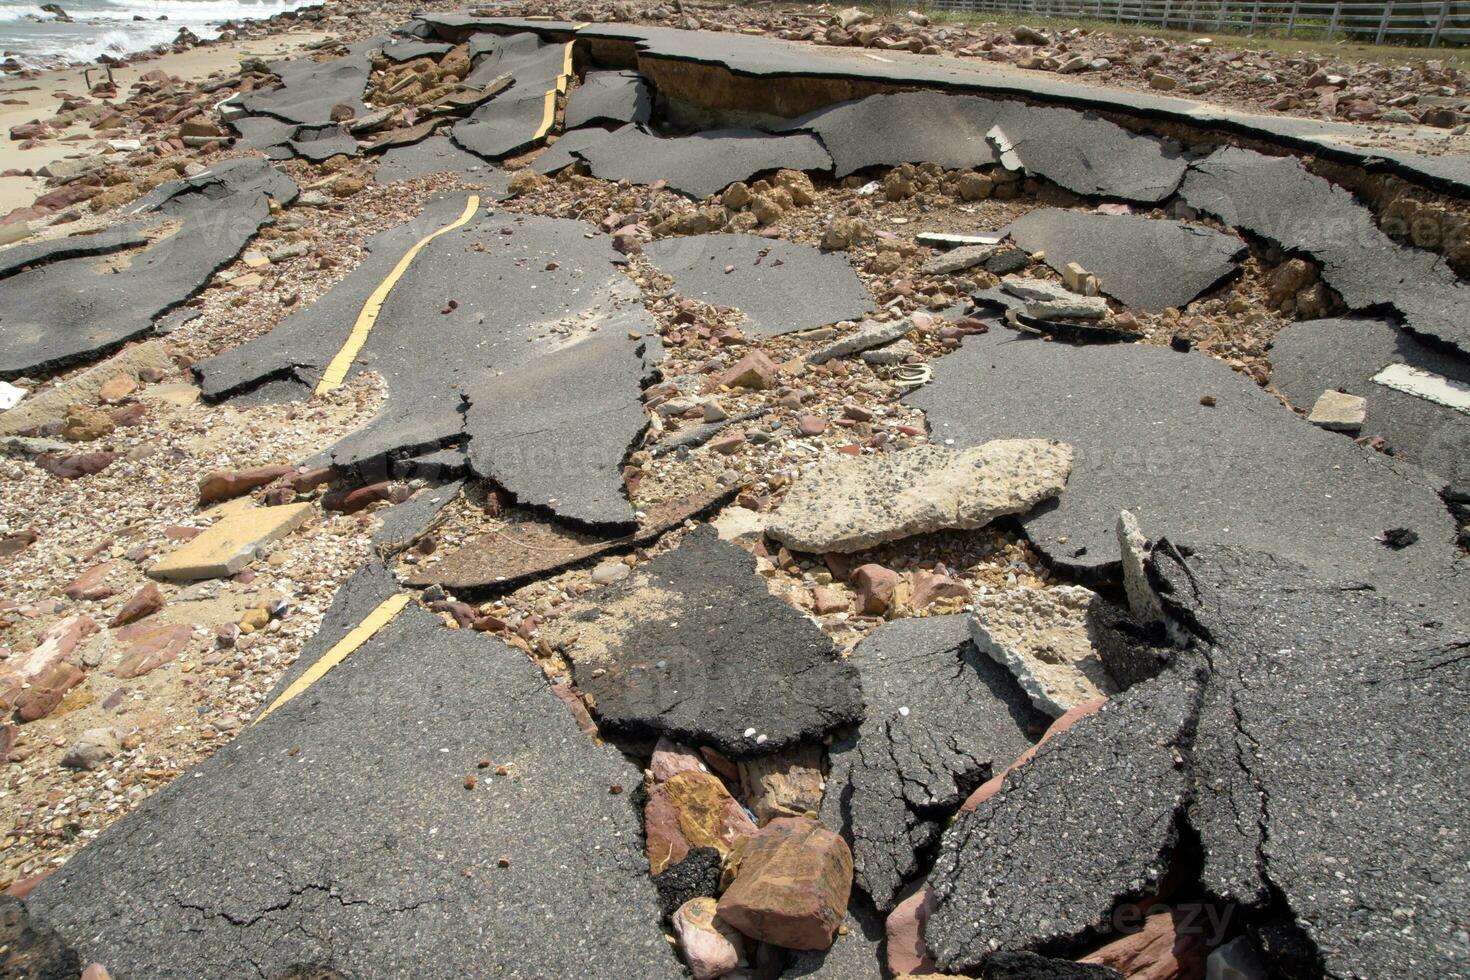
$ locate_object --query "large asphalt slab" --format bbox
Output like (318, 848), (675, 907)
(236, 39), (381, 126)
(575, 124), (833, 199)
(0, 159), (294, 379)
(643, 232), (873, 337)
(0, 225), (147, 281)
(820, 616), (1042, 912)
(452, 32), (567, 160)
(564, 69), (653, 129)
(1006, 209), (1244, 311)
(26, 599), (681, 978)
(562, 526), (863, 758)
(924, 666), (1201, 972)
(906, 327), (1467, 614)
(988, 102), (1187, 203)
(531, 123), (615, 174)
(783, 91), (1002, 178)
(1152, 543), (1470, 979)
(1269, 315), (1470, 499)
(373, 134), (511, 192)
(1181, 146), (1470, 358)
(196, 199), (655, 528)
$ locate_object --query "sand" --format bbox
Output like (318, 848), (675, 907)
(0, 28), (329, 215)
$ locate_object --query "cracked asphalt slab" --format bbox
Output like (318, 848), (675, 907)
(0, 224), (148, 282)
(643, 232), (873, 337)
(1005, 209), (1245, 312)
(1181, 146), (1470, 357)
(451, 32), (569, 160)
(559, 526), (863, 759)
(906, 327), (1467, 613)
(235, 39), (382, 127)
(924, 665), (1201, 972)
(373, 134), (511, 190)
(564, 69), (653, 130)
(0, 159), (295, 379)
(1269, 315), (1470, 498)
(196, 197), (655, 527)
(819, 616), (1043, 912)
(783, 91), (1002, 178)
(575, 124), (834, 199)
(25, 600), (681, 979)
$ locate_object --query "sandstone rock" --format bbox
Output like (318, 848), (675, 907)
(969, 586), (1121, 717)
(199, 464), (294, 504)
(64, 562), (118, 601)
(767, 440), (1072, 553)
(735, 744), (824, 824)
(36, 451), (118, 479)
(61, 403), (114, 442)
(0, 615), (99, 712)
(774, 169), (816, 206)
(95, 374), (137, 404)
(1079, 910), (1210, 980)
(912, 564), (970, 609)
(955, 171), (993, 201)
(713, 351), (780, 390)
(821, 215), (869, 251)
(673, 897), (743, 980)
(1149, 73), (1180, 90)
(110, 582), (164, 627)
(322, 480), (411, 514)
(646, 769), (757, 875)
(852, 563), (899, 615)
(112, 622), (192, 678)
(650, 737), (707, 783)
(811, 586), (847, 614)
(590, 560), (630, 585)
(61, 727), (118, 770)
(722, 181), (751, 210)
(717, 816), (853, 951)
(886, 884), (935, 975)
(1307, 389), (1367, 433)
(14, 662), (84, 722)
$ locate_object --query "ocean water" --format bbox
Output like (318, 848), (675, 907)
(0, 0), (312, 69)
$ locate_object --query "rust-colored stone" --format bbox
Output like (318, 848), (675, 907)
(645, 769), (757, 875)
(198, 464), (294, 504)
(110, 581), (164, 627)
(716, 816), (852, 951)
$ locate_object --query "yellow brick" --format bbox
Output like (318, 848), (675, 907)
(149, 503), (312, 580)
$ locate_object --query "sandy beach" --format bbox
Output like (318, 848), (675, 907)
(0, 27), (327, 214)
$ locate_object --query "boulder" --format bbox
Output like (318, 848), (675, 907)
(717, 816), (852, 951)
(645, 769), (757, 875)
(766, 440), (1071, 553)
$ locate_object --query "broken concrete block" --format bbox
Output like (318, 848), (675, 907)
(1116, 510), (1165, 625)
(969, 586), (1121, 717)
(149, 503), (312, 580)
(921, 245), (997, 276)
(766, 440), (1071, 553)
(1307, 389), (1367, 433)
(1000, 278), (1108, 319)
(807, 318), (911, 364)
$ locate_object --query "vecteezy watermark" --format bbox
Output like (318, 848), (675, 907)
(1110, 900), (1236, 947)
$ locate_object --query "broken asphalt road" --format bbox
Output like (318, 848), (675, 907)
(643, 232), (872, 337)
(235, 39), (381, 126)
(557, 526), (863, 759)
(24, 585), (681, 978)
(452, 32), (570, 160)
(575, 124), (833, 199)
(0, 159), (295, 379)
(564, 69), (652, 130)
(196, 196), (656, 529)
(906, 327), (1467, 613)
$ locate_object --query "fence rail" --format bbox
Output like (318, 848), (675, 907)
(926, 0), (1470, 45)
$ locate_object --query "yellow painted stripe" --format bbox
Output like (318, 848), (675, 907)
(314, 196), (481, 395)
(254, 592), (412, 724)
(533, 39), (578, 142)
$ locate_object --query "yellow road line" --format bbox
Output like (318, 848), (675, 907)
(533, 36), (581, 142)
(314, 195), (481, 395)
(254, 592), (412, 724)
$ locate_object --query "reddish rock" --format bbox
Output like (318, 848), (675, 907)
(714, 350), (780, 391)
(179, 117), (223, 139)
(163, 525), (202, 541)
(322, 480), (411, 514)
(796, 415), (827, 436)
(14, 662), (85, 721)
(961, 697), (1108, 813)
(717, 816), (853, 951)
(885, 885), (936, 976)
(8, 122), (47, 140)
(35, 451), (118, 479)
(0, 529), (37, 558)
(96, 373), (137, 403)
(60, 404), (114, 442)
(650, 737), (706, 782)
(1080, 909), (1210, 980)
(3, 869), (55, 899)
(852, 564), (899, 615)
(110, 582), (164, 627)
(427, 599), (476, 628)
(290, 465), (334, 493)
(912, 563), (970, 609)
(646, 769), (758, 875)
(810, 586), (847, 615)
(198, 464), (294, 504)
(549, 682), (598, 737)
(80, 966), (113, 980)
(709, 432), (746, 455)
(107, 401), (146, 426)
(0, 615), (99, 711)
(64, 562), (118, 601)
(112, 623), (192, 678)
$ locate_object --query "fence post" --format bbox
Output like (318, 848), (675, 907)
(1188, 0), (1198, 29)
(1431, 0), (1451, 45)
(1286, 0), (1299, 36)
(1375, 0), (1394, 43)
(1326, 0), (1341, 39)
(1162, 0), (1173, 27)
(1248, 0), (1260, 32)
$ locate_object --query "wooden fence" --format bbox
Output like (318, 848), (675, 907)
(926, 0), (1470, 46)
